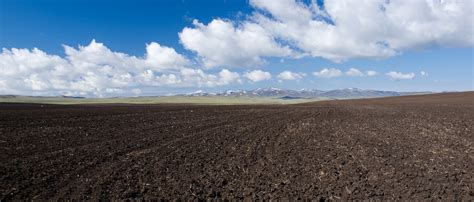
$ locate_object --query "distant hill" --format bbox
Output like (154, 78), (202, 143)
(183, 87), (431, 99)
(0, 88), (433, 103)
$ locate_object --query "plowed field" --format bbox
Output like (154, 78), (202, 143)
(1, 92), (473, 200)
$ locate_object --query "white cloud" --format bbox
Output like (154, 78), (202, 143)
(313, 68), (342, 78)
(277, 70), (305, 81)
(179, 68), (241, 87)
(177, 0), (474, 67)
(244, 70), (272, 82)
(131, 88), (142, 96)
(218, 69), (242, 85)
(366, 70), (378, 77)
(386, 71), (416, 80)
(420, 71), (428, 76)
(196, 0), (473, 63)
(0, 40), (241, 96)
(179, 19), (292, 68)
(345, 68), (364, 77)
(145, 42), (189, 70)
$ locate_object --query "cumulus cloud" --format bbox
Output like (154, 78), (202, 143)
(386, 71), (416, 80)
(255, 0), (473, 61)
(420, 71), (428, 76)
(179, 19), (293, 68)
(145, 42), (189, 70)
(366, 70), (378, 77)
(345, 68), (364, 77)
(244, 70), (272, 82)
(277, 70), (305, 81)
(0, 40), (241, 96)
(313, 68), (342, 78)
(179, 68), (241, 87)
(178, 0), (473, 66)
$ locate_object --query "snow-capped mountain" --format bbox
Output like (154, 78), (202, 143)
(183, 87), (426, 99)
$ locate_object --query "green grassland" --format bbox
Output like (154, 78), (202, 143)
(0, 95), (329, 105)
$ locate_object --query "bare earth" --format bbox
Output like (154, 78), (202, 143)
(1, 92), (473, 200)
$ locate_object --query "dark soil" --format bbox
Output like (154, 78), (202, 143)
(1, 92), (473, 200)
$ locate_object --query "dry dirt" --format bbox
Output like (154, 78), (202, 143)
(1, 92), (473, 200)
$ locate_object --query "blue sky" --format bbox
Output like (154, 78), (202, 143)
(1, 0), (473, 96)
(1, 0), (251, 55)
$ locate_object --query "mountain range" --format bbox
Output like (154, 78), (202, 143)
(184, 87), (431, 99)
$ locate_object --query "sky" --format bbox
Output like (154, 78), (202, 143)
(0, 0), (473, 97)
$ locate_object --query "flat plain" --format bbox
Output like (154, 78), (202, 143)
(0, 95), (327, 105)
(0, 92), (473, 200)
